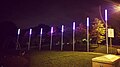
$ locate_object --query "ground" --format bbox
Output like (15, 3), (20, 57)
(1, 51), (105, 67)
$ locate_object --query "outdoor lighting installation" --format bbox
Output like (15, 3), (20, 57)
(73, 22), (75, 51)
(18, 29), (20, 35)
(28, 28), (32, 50)
(61, 25), (64, 51)
(113, 4), (120, 13)
(16, 28), (21, 50)
(105, 9), (108, 54)
(87, 17), (90, 52)
(50, 27), (53, 50)
(39, 28), (43, 50)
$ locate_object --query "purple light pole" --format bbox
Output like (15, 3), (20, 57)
(39, 28), (43, 50)
(105, 9), (108, 54)
(61, 25), (64, 51)
(50, 27), (53, 50)
(73, 22), (75, 51)
(87, 17), (90, 52)
(16, 29), (21, 50)
(28, 28), (32, 50)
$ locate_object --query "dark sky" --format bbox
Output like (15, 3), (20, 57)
(0, 0), (117, 29)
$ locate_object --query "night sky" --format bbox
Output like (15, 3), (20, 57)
(0, 0), (119, 29)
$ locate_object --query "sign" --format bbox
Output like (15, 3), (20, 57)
(108, 29), (114, 38)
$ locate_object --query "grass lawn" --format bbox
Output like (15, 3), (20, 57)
(29, 51), (105, 67)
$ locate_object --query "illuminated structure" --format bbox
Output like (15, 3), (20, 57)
(28, 28), (32, 50)
(50, 27), (53, 50)
(16, 29), (21, 50)
(39, 28), (43, 50)
(73, 22), (75, 51)
(61, 25), (64, 51)
(99, 4), (111, 54)
(87, 17), (89, 52)
(105, 9), (108, 54)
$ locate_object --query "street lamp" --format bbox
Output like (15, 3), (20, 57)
(105, 9), (109, 54)
(61, 25), (64, 51)
(28, 28), (32, 50)
(87, 17), (90, 52)
(50, 27), (53, 50)
(104, 0), (120, 12)
(113, 4), (120, 12)
(73, 22), (75, 51)
(39, 28), (43, 50)
(16, 29), (21, 50)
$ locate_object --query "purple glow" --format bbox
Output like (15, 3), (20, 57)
(18, 29), (20, 35)
(40, 28), (43, 35)
(62, 25), (64, 32)
(105, 9), (108, 21)
(29, 28), (32, 35)
(51, 27), (53, 33)
(73, 22), (75, 30)
(87, 17), (89, 27)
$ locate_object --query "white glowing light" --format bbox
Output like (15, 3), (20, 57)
(113, 5), (120, 12)
(51, 27), (53, 33)
(29, 28), (32, 35)
(73, 22), (75, 30)
(18, 29), (20, 35)
(62, 25), (64, 32)
(40, 28), (43, 35)
(87, 17), (89, 27)
(105, 9), (108, 21)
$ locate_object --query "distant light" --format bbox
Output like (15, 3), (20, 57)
(87, 17), (89, 27)
(73, 22), (75, 30)
(62, 25), (64, 32)
(113, 5), (120, 12)
(40, 28), (43, 35)
(51, 27), (53, 33)
(18, 29), (20, 35)
(105, 9), (108, 21)
(29, 28), (32, 35)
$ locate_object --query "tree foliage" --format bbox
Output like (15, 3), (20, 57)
(76, 23), (86, 44)
(90, 18), (105, 44)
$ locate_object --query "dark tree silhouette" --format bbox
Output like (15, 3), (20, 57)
(0, 21), (17, 54)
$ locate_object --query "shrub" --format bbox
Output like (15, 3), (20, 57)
(94, 45), (117, 54)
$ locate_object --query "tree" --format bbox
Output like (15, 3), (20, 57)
(76, 23), (86, 43)
(0, 21), (17, 51)
(90, 18), (105, 45)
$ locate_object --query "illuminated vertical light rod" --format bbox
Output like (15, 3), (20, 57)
(61, 25), (64, 51)
(73, 22), (75, 51)
(28, 28), (32, 50)
(105, 9), (108, 54)
(50, 27), (53, 50)
(39, 28), (43, 50)
(87, 17), (90, 52)
(16, 29), (21, 50)
(18, 29), (20, 35)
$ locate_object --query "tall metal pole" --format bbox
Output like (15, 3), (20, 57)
(73, 22), (75, 51)
(28, 28), (32, 50)
(105, 9), (109, 54)
(110, 38), (112, 47)
(61, 25), (64, 51)
(50, 27), (53, 50)
(87, 17), (89, 52)
(16, 29), (21, 50)
(39, 28), (43, 50)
